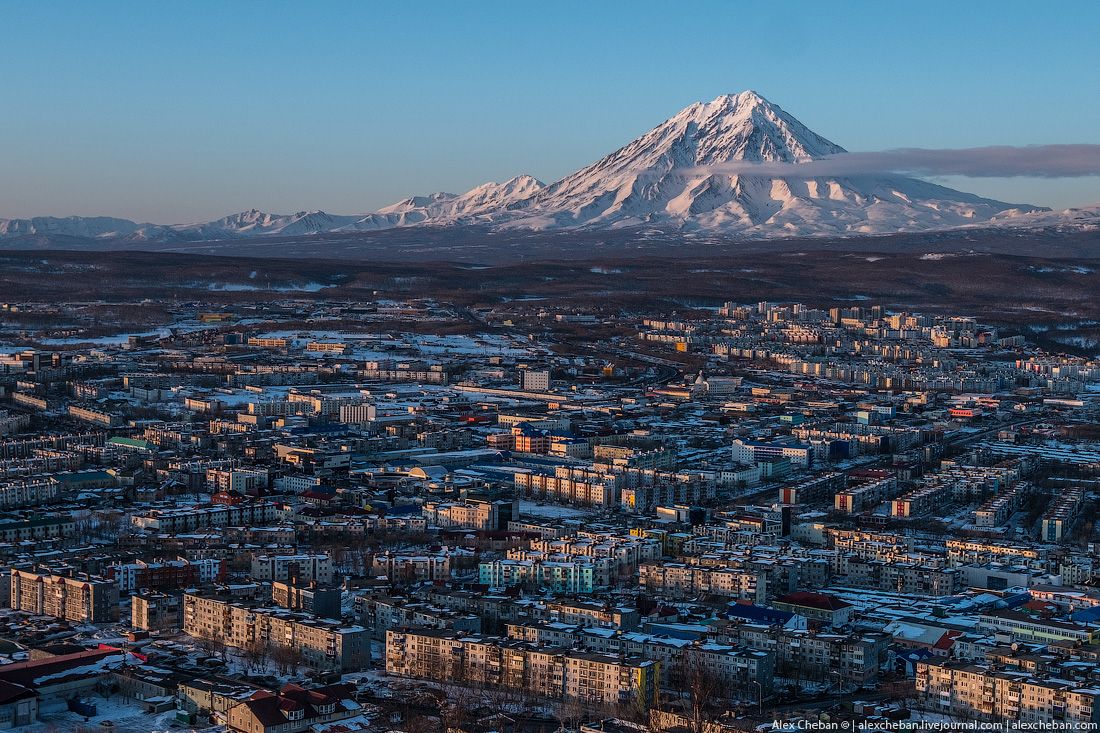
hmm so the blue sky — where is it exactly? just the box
[3,0,1099,222]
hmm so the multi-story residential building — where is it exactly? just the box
[834,473,898,514]
[371,551,453,583]
[543,599,640,630]
[917,659,1100,726]
[272,580,342,620]
[833,557,961,596]
[946,539,1045,569]
[205,466,269,494]
[479,557,599,593]
[505,623,774,692]
[385,629,659,706]
[0,478,61,508]
[422,497,517,531]
[131,590,182,631]
[722,625,890,684]
[108,558,223,593]
[617,469,716,513]
[355,594,480,640]
[182,592,369,671]
[515,466,619,507]
[778,471,845,505]
[67,404,122,427]
[639,562,765,602]
[338,402,377,424]
[250,553,332,584]
[732,439,813,468]
[520,369,551,392]
[131,501,278,533]
[0,516,74,542]
[1040,486,1085,542]
[10,568,119,623]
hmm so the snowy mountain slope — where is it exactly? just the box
[0,215,154,240]
[169,209,363,239]
[987,204,1100,231]
[337,175,545,231]
[491,91,1035,234]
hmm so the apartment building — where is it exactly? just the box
[544,599,640,630]
[251,553,332,584]
[182,592,369,671]
[385,629,659,706]
[0,516,74,543]
[732,439,813,468]
[67,404,122,427]
[834,557,961,597]
[723,625,890,684]
[338,402,377,424]
[0,478,60,509]
[505,623,774,692]
[946,539,1045,569]
[917,659,1100,726]
[206,466,268,494]
[422,497,517,531]
[529,533,661,570]
[10,568,119,623]
[132,590,182,631]
[520,369,551,391]
[272,580,342,620]
[355,594,480,640]
[131,501,278,532]
[617,469,715,513]
[834,475,898,514]
[974,481,1034,528]
[639,562,765,602]
[778,471,845,505]
[479,558,599,593]
[371,551,453,583]
[515,466,619,507]
[1040,486,1084,542]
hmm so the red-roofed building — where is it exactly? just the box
[226,683,359,733]
[773,591,853,627]
[0,647,127,719]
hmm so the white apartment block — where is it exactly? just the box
[250,553,332,584]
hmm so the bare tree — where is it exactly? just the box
[669,648,724,733]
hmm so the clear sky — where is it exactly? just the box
[3,0,1099,222]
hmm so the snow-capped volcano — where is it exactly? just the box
[495,90,1033,233]
[0,92,1059,243]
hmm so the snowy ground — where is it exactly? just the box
[27,699,218,733]
[517,500,593,519]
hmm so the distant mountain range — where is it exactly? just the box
[2,91,1097,245]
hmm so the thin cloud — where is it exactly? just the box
[687,144,1100,179]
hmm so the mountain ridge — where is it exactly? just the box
[4,91,1090,244]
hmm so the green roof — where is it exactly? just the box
[57,470,115,483]
[107,437,156,450]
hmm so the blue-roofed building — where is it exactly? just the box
[726,601,796,626]
[385,504,422,516]
[639,622,710,641]
[1071,606,1100,623]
